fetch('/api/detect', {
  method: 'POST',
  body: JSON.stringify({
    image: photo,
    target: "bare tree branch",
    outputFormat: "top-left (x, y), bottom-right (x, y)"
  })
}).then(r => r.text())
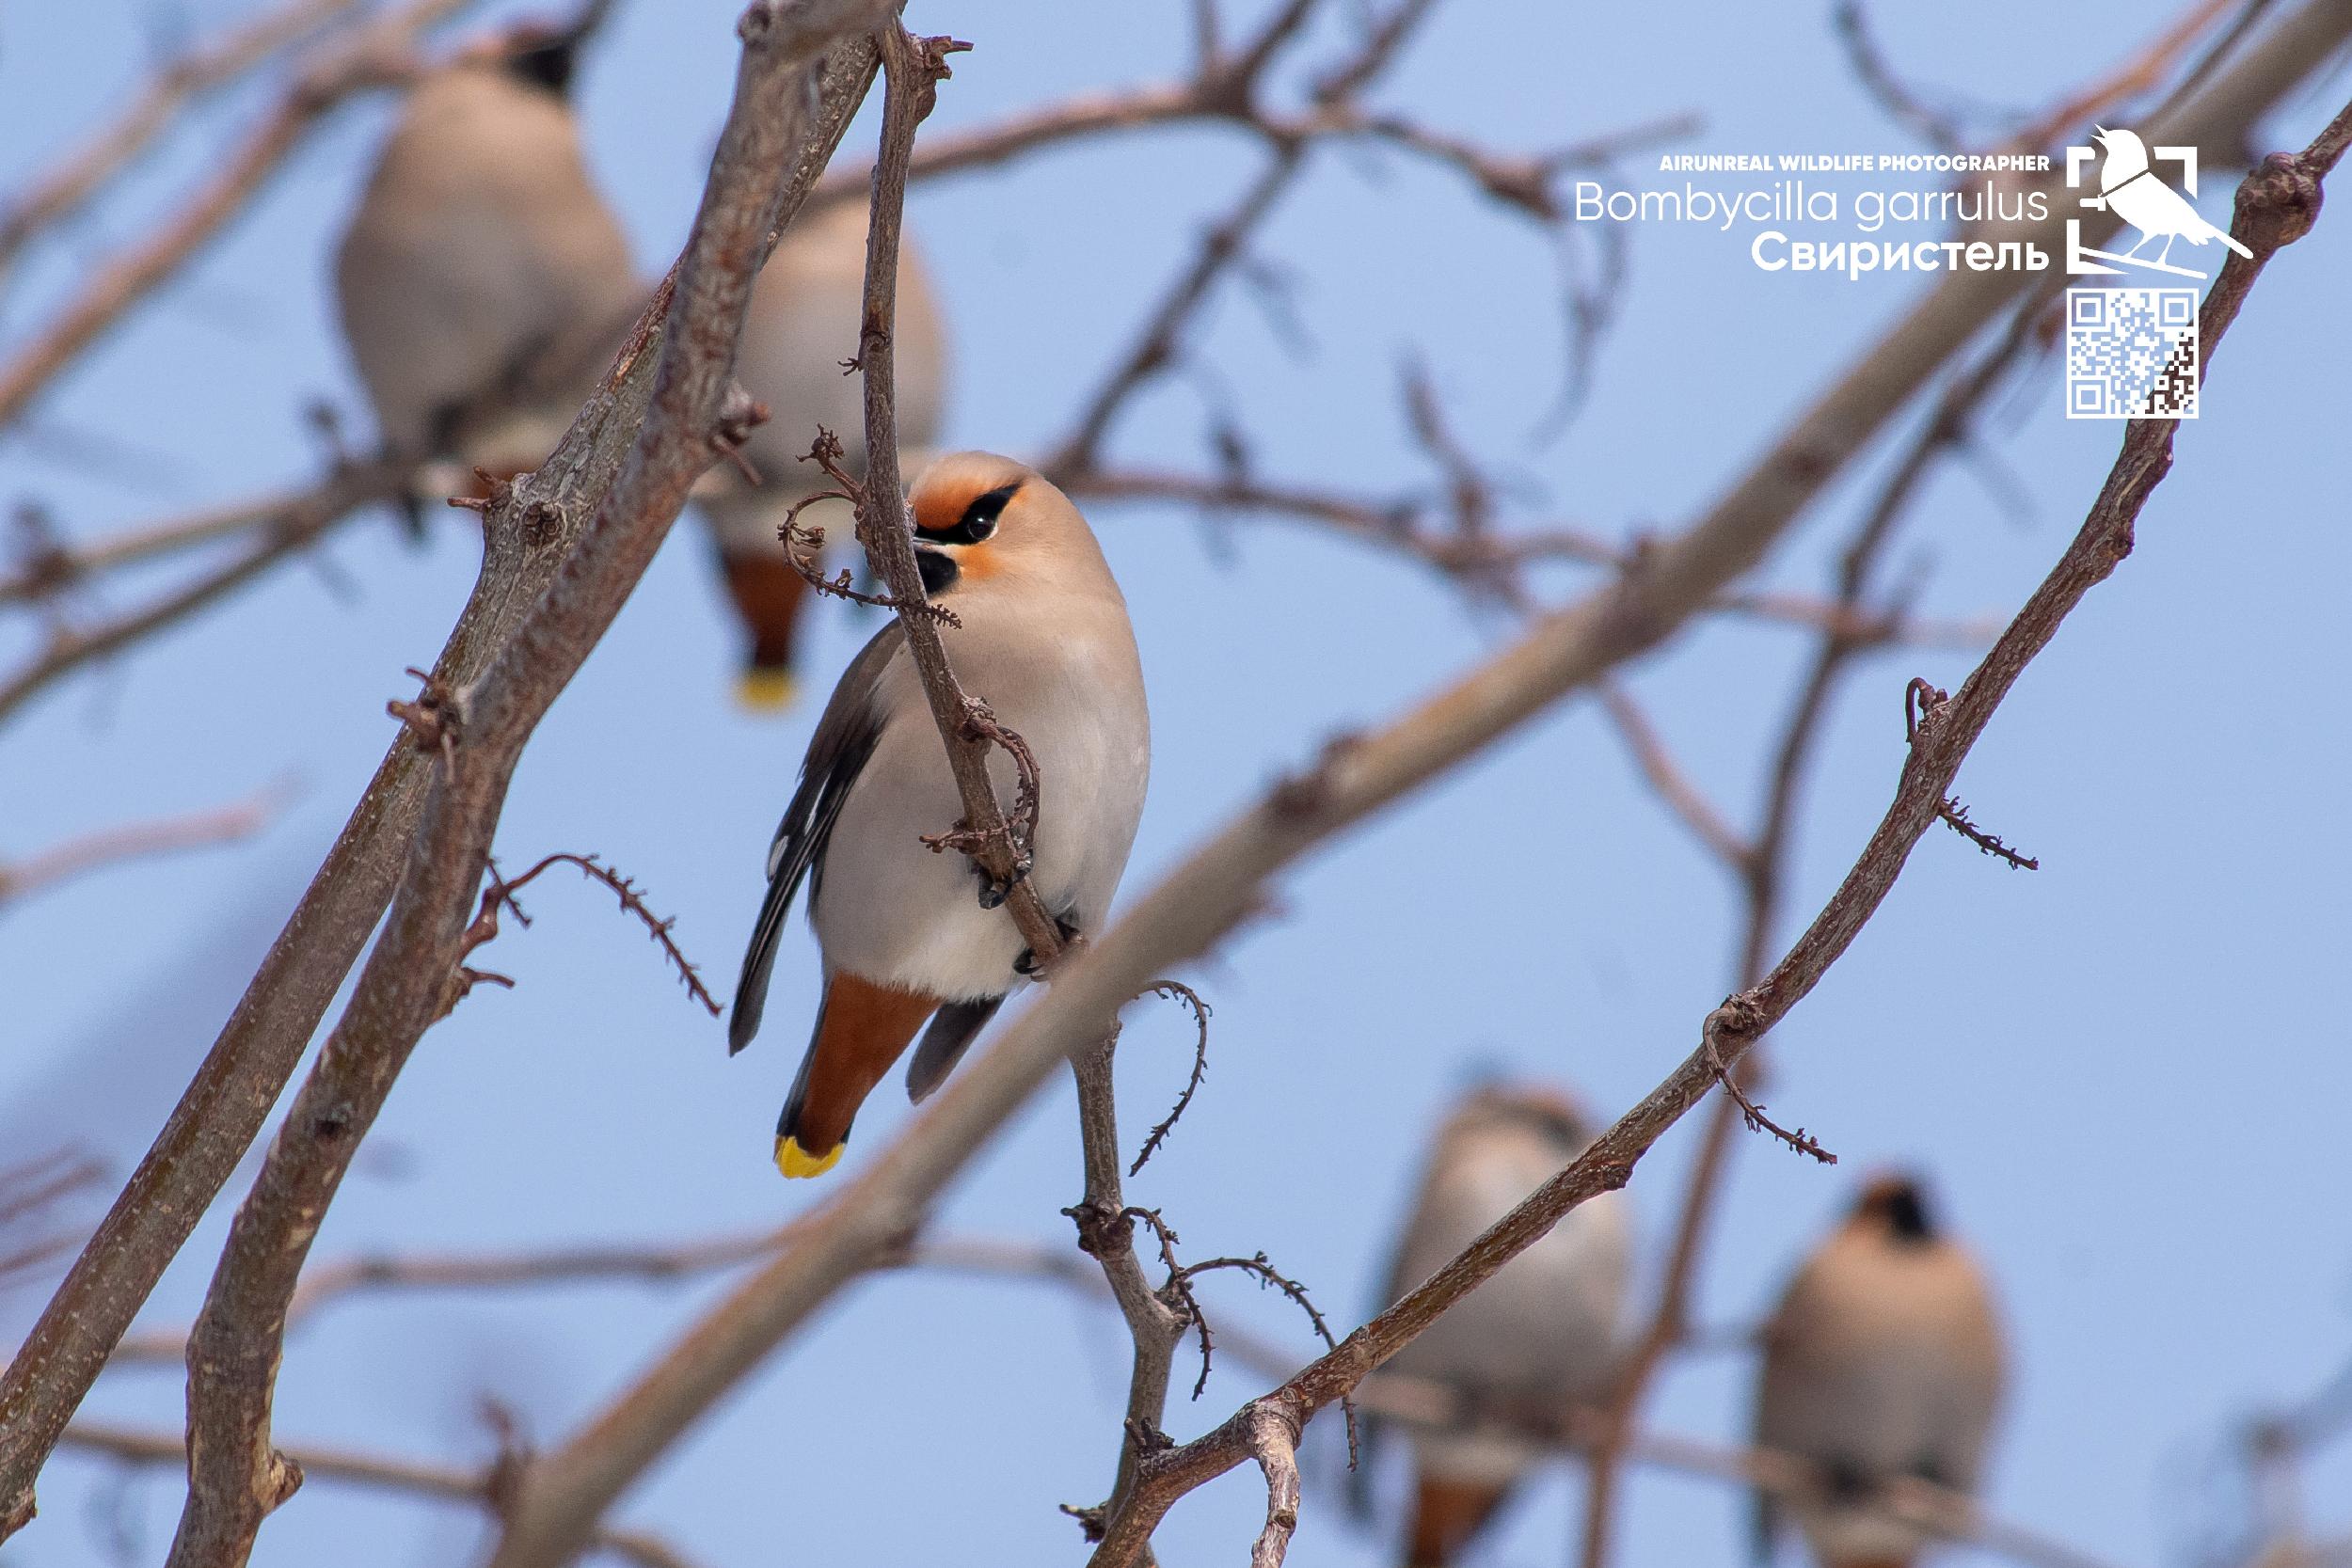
top-left (57, 1421), bottom-right (705, 1568)
top-left (0, 0), bottom-right (477, 432)
top-left (444, 852), bottom-right (723, 1022)
top-left (801, 0), bottom-right (1683, 223)
top-left (0, 470), bottom-right (384, 610)
top-left (0, 458), bottom-right (405, 727)
top-left (0, 782), bottom-right (290, 909)
top-left (1087, 100), bottom-right (2347, 1567)
top-left (1595, 680), bottom-right (1754, 871)
top-left (2009, 0), bottom-right (2251, 153)
top-left (80, 1215), bottom-right (2113, 1568)
top-left (20, 6), bottom-right (2317, 1556)
top-left (1064, 467), bottom-right (2003, 643)
top-left (160, 6), bottom-right (898, 1561)
top-left (0, 0), bottom-right (366, 280)
top-left (1575, 269), bottom-right (2067, 1568)
top-left (1042, 0), bottom-right (1444, 479)
top-left (1195, 1316), bottom-right (2125, 1568)
top-left (1832, 0), bottom-right (1976, 152)
top-left (0, 8), bottom-right (892, 1544)
top-left (0, 1154), bottom-right (107, 1292)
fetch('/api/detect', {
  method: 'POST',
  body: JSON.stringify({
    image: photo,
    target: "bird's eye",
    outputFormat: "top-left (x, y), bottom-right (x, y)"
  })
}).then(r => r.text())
top-left (922, 482), bottom-right (1020, 545)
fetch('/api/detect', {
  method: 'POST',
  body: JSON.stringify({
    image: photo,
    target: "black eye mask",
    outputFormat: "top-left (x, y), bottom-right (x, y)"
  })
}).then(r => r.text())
top-left (502, 36), bottom-right (581, 96)
top-left (919, 482), bottom-right (1020, 546)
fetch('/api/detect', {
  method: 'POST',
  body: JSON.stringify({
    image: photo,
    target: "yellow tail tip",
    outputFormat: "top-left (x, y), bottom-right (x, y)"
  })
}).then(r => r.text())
top-left (775, 1135), bottom-right (843, 1180)
top-left (735, 668), bottom-right (798, 711)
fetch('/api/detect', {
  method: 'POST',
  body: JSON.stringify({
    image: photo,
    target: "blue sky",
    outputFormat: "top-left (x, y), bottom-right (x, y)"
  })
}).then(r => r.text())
top-left (3, 2), bottom-right (2349, 1565)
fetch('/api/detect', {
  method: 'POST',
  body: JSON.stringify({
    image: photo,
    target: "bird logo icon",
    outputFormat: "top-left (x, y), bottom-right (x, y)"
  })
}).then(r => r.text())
top-left (2068, 126), bottom-right (2249, 277)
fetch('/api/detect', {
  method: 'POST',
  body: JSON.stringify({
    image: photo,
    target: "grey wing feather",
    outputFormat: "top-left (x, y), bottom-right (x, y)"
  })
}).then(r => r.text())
top-left (728, 623), bottom-right (904, 1053)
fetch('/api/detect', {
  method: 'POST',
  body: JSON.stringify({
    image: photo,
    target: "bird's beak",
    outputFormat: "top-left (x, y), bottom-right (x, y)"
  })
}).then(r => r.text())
top-left (2092, 127), bottom-right (2108, 147)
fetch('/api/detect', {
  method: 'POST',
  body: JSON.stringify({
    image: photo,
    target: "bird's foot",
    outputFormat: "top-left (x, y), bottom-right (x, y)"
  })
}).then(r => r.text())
top-left (1014, 916), bottom-right (1084, 977)
top-left (973, 856), bottom-right (1031, 911)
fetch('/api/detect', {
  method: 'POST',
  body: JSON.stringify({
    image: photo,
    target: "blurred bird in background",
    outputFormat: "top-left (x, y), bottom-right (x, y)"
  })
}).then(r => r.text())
top-left (333, 7), bottom-right (641, 532)
top-left (727, 452), bottom-right (1147, 1179)
top-left (697, 198), bottom-right (948, 709)
top-left (1363, 1084), bottom-right (1632, 1567)
top-left (1752, 1172), bottom-right (2008, 1568)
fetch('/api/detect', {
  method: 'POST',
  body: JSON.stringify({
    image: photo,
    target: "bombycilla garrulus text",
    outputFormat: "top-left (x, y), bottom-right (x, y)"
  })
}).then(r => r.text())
top-left (1753, 1173), bottom-right (2008, 1568)
top-left (334, 13), bottom-right (641, 527)
top-left (728, 451), bottom-right (1147, 1178)
top-left (1370, 1085), bottom-right (1632, 1567)
top-left (697, 198), bottom-right (948, 708)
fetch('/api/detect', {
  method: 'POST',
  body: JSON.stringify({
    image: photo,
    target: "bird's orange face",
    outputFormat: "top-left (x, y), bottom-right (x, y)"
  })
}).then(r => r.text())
top-left (911, 468), bottom-right (1024, 588)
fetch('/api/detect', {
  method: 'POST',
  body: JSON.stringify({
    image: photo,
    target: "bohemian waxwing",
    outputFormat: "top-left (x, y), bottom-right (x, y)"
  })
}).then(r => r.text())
top-left (333, 15), bottom-right (641, 525)
top-left (698, 198), bottom-right (948, 709)
top-left (1752, 1173), bottom-right (2008, 1568)
top-left (1369, 1085), bottom-right (1632, 1568)
top-left (727, 451), bottom-right (1148, 1178)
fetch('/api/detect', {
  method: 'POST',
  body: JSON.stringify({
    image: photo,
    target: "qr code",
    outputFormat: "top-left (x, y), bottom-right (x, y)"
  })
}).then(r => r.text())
top-left (2065, 287), bottom-right (2198, 420)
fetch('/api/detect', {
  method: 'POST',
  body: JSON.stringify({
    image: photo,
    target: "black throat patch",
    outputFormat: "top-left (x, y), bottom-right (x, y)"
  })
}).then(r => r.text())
top-left (915, 546), bottom-right (960, 596)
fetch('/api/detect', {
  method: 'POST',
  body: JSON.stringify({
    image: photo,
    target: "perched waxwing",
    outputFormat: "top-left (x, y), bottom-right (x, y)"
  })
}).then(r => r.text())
top-left (698, 198), bottom-right (948, 709)
top-left (1368, 1085), bottom-right (1632, 1568)
top-left (1752, 1173), bottom-right (2008, 1568)
top-left (728, 451), bottom-right (1147, 1178)
top-left (333, 14), bottom-right (641, 526)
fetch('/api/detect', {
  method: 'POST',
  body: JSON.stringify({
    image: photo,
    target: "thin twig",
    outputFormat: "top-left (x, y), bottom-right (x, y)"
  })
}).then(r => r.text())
top-left (0, 0), bottom-right (366, 277)
top-left (800, 0), bottom-right (1683, 226)
top-left (1833, 0), bottom-right (1973, 151)
top-left (2010, 0), bottom-right (2249, 152)
top-left (0, 1154), bottom-right (107, 1291)
top-left (0, 475), bottom-right (370, 608)
top-left (1939, 797), bottom-right (2041, 868)
top-left (0, 0), bottom-right (475, 431)
top-left (1062, 467), bottom-right (2000, 641)
top-left (785, 434), bottom-right (959, 620)
top-left (57, 1421), bottom-right (705, 1568)
top-left (0, 782), bottom-right (291, 909)
top-left (441, 852), bottom-right (723, 1022)
top-left (1594, 681), bottom-right (1754, 872)
top-left (0, 458), bottom-right (406, 727)
top-left (1127, 982), bottom-right (1212, 1176)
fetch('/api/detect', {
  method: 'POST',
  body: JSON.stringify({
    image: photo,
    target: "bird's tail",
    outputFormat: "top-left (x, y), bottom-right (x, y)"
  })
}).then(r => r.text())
top-left (710, 531), bottom-right (813, 712)
top-left (774, 974), bottom-right (941, 1178)
top-left (1401, 1474), bottom-right (1508, 1568)
top-left (2218, 228), bottom-right (2254, 260)
top-left (904, 995), bottom-right (1006, 1103)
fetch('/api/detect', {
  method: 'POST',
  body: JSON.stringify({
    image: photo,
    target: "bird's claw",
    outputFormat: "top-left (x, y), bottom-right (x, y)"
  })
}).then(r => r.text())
top-left (1014, 916), bottom-right (1084, 978)
top-left (972, 856), bottom-right (1032, 911)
